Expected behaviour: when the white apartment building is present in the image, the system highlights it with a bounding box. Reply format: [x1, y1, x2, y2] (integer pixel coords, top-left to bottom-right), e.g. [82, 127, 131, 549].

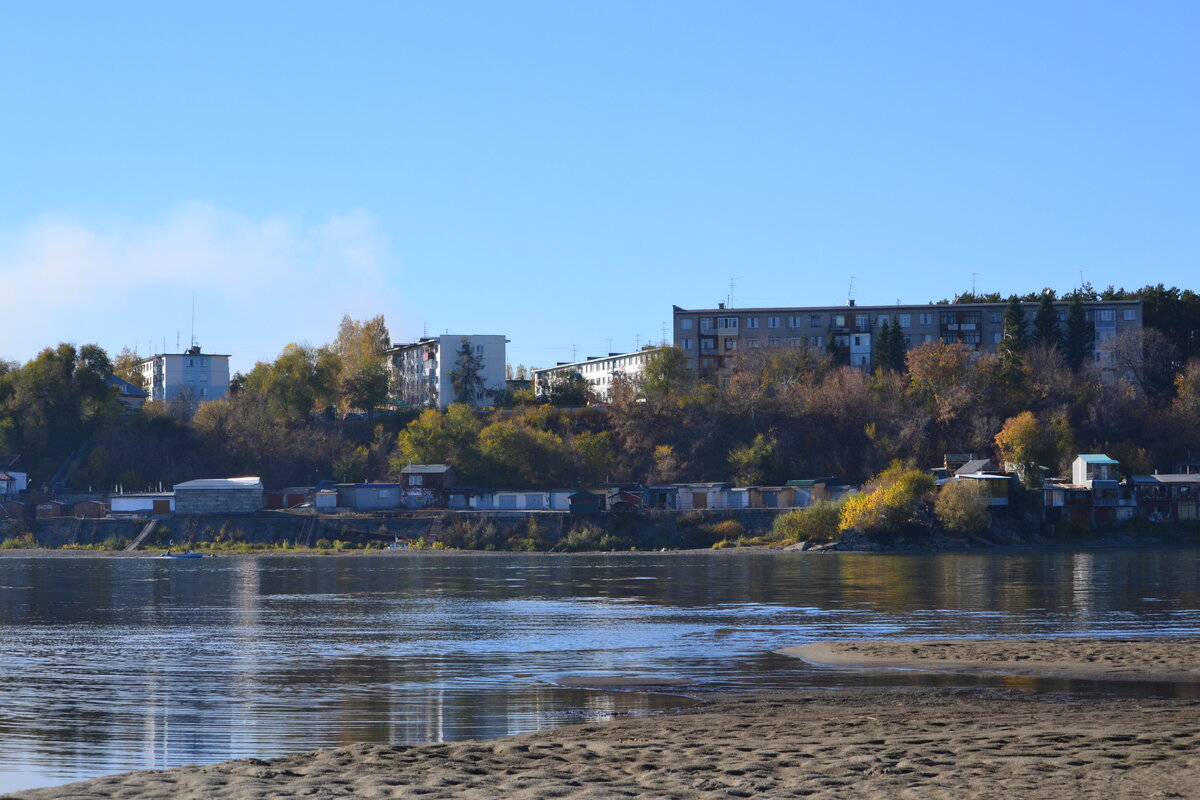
[386, 334, 508, 409]
[137, 346, 231, 405]
[532, 347, 663, 402]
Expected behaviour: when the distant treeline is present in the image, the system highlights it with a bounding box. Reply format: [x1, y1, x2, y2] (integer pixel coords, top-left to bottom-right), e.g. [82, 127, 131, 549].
[2, 284, 1199, 494]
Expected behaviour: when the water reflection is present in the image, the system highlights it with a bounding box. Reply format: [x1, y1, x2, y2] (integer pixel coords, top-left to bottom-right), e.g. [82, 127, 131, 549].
[2, 548, 1200, 792]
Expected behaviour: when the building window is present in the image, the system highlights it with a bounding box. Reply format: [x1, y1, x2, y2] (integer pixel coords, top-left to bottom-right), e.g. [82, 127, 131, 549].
[188, 358, 194, 366]
[1057, 310, 1067, 321]
[475, 345, 485, 354]
[767, 337, 781, 346]
[746, 338, 760, 347]
[1096, 328, 1116, 342]
[992, 332, 1003, 344]
[700, 339, 716, 351]
[899, 314, 911, 328]
[200, 388, 207, 396]
[681, 319, 693, 330]
[1123, 308, 1137, 321]
[809, 336, 823, 346]
[745, 317, 759, 328]
[877, 314, 890, 326]
[855, 314, 869, 329]
[919, 312, 932, 325]
[787, 315, 801, 328]
[788, 337, 801, 347]
[701, 358, 715, 369]
[990, 311, 1002, 323]
[700, 318, 713, 331]
[724, 338, 737, 350]
[810, 315, 822, 327]
[767, 316, 780, 328]
[833, 314, 846, 327]
[853, 335, 862, 346]
[410, 475, 424, 486]
[200, 358, 208, 367]
[1097, 309, 1116, 322]
[922, 334, 934, 343]
[718, 316, 738, 329]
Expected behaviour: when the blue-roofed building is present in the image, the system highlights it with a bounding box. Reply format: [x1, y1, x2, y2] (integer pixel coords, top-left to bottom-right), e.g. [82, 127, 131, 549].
[106, 375, 148, 412]
[1072, 454, 1120, 489]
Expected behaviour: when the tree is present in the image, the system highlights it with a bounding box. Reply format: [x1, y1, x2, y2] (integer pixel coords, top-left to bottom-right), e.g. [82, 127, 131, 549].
[539, 372, 592, 406]
[449, 338, 490, 406]
[997, 295, 1028, 383]
[113, 347, 147, 391]
[727, 433, 783, 486]
[994, 411, 1052, 488]
[1064, 292, 1091, 371]
[1032, 290, 1061, 349]
[332, 315, 391, 412]
[640, 347, 692, 401]
[874, 320, 906, 373]
[935, 479, 990, 536]
[392, 403, 483, 479]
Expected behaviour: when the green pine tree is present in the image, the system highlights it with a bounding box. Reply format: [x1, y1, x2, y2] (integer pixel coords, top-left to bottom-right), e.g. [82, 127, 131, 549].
[1063, 292, 1092, 371]
[1032, 290, 1061, 349]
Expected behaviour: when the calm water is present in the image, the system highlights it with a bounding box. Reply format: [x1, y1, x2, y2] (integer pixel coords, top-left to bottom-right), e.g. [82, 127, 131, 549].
[3, 548, 1200, 793]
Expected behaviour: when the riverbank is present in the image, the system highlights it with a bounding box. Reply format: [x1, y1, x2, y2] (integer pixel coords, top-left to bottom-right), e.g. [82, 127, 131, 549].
[10, 638, 1200, 800]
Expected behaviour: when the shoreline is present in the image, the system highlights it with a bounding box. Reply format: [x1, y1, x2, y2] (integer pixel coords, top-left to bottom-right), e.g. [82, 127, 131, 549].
[8, 637, 1200, 799]
[3, 537, 1200, 558]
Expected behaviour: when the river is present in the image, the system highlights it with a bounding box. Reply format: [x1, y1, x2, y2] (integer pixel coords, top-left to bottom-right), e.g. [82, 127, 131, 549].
[2, 548, 1200, 793]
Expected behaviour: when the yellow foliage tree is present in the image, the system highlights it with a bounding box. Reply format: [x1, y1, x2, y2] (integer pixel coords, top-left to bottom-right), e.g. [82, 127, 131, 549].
[838, 463, 934, 537]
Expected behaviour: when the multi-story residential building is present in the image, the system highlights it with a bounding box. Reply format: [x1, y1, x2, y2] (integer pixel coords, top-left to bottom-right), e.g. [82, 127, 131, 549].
[672, 299, 1143, 380]
[532, 346, 663, 402]
[386, 334, 507, 409]
[137, 346, 230, 405]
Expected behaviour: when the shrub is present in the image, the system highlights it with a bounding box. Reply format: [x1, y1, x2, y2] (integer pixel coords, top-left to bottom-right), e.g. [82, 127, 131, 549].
[0, 533, 38, 550]
[935, 480, 990, 536]
[839, 463, 934, 538]
[772, 501, 843, 543]
[700, 519, 744, 542]
[101, 535, 129, 550]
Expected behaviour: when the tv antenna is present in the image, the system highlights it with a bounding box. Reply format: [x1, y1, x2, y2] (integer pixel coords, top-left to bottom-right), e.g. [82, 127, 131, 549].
[190, 292, 196, 347]
[971, 273, 978, 296]
[728, 276, 738, 308]
[847, 276, 856, 304]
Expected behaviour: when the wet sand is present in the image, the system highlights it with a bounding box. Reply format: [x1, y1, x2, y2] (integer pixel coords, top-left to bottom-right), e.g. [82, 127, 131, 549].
[781, 637, 1200, 682]
[7, 638, 1200, 799]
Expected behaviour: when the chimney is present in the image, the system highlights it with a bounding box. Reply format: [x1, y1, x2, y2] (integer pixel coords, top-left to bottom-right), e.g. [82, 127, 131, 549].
[718, 302, 726, 309]
[848, 299, 856, 307]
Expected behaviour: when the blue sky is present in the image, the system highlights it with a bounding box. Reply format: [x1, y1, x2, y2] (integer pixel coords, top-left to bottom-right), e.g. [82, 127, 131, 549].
[2, 1, 1197, 374]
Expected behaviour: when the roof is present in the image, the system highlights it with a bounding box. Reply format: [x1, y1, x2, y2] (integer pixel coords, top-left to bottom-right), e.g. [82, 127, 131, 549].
[401, 464, 455, 474]
[106, 376, 148, 397]
[0, 473, 14, 481]
[957, 473, 1011, 481]
[786, 477, 838, 487]
[955, 459, 996, 476]
[1077, 454, 1119, 465]
[173, 477, 263, 491]
[1131, 474, 1200, 485]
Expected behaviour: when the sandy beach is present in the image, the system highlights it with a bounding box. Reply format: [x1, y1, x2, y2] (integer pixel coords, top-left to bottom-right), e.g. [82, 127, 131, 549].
[7, 638, 1200, 800]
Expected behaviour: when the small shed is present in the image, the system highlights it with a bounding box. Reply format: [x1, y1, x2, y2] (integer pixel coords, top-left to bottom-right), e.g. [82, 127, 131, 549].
[73, 500, 109, 517]
[335, 483, 403, 511]
[314, 490, 338, 511]
[173, 477, 264, 515]
[111, 492, 175, 516]
[399, 464, 457, 492]
[36, 501, 69, 519]
[568, 490, 604, 514]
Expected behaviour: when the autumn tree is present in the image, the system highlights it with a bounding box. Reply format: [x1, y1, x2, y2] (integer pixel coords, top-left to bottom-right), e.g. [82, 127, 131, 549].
[838, 463, 934, 538]
[727, 433, 784, 486]
[993, 411, 1053, 488]
[935, 479, 990, 536]
[113, 347, 147, 391]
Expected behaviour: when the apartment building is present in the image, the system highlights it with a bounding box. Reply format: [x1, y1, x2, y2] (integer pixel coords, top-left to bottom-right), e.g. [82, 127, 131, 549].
[672, 299, 1143, 379]
[137, 346, 231, 405]
[532, 346, 663, 402]
[385, 334, 507, 409]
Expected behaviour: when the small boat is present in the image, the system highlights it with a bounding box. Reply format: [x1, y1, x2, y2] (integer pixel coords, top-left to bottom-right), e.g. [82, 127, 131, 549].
[162, 551, 204, 559]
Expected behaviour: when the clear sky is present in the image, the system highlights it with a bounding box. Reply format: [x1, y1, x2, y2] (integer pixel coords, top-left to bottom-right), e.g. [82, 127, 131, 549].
[2, 1, 1197, 374]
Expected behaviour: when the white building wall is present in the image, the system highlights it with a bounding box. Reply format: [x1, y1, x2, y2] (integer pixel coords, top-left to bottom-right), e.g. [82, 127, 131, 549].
[389, 335, 507, 410]
[533, 347, 663, 402]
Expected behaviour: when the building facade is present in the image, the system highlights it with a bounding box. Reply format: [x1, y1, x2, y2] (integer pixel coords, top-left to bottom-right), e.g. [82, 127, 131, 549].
[672, 299, 1143, 380]
[386, 335, 507, 410]
[532, 346, 663, 402]
[137, 346, 231, 405]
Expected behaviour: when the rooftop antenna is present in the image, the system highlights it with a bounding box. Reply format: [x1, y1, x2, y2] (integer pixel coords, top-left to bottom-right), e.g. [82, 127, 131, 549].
[728, 276, 738, 308]
[1079, 269, 1086, 289]
[190, 292, 196, 347]
[572, 344, 578, 361]
[422, 322, 428, 338]
[635, 334, 641, 349]
[176, 330, 181, 351]
[847, 275, 856, 304]
[606, 337, 613, 352]
[971, 272, 978, 296]
[661, 321, 667, 342]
